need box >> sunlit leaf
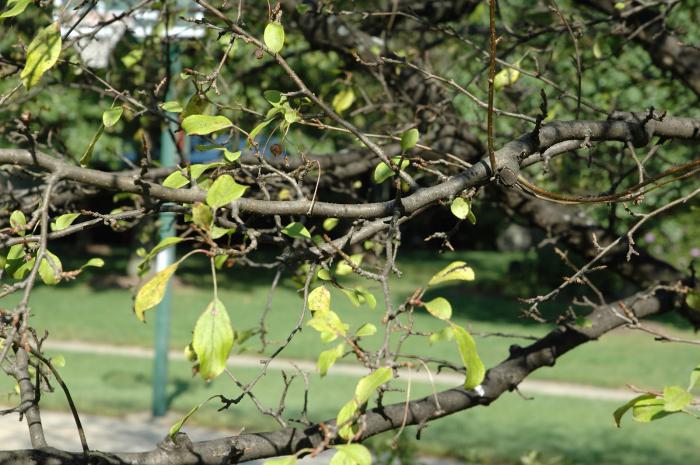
[10,210,26,235]
[192,203,213,230]
[317,343,345,377]
[493,67,520,90]
[663,385,692,412]
[632,396,670,423]
[336,253,362,276]
[134,261,179,322]
[428,261,475,286]
[51,213,80,232]
[336,400,358,440]
[355,366,392,405]
[182,115,233,136]
[80,125,104,166]
[331,444,372,465]
[282,222,311,239]
[0,0,31,19]
[450,198,471,220]
[400,128,419,152]
[192,298,234,381]
[161,101,183,113]
[323,217,339,231]
[102,106,123,127]
[264,22,285,54]
[373,157,409,184]
[21,22,62,90]
[307,310,348,342]
[452,324,485,389]
[429,327,454,345]
[50,354,66,368]
[38,250,62,285]
[206,174,247,209]
[163,170,190,189]
[613,394,654,427]
[355,323,377,337]
[308,285,331,313]
[332,88,355,114]
[423,297,452,320]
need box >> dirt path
[43,339,636,402]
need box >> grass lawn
[5,249,698,391]
[1,351,698,465]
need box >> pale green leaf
[248,118,273,144]
[192,298,234,381]
[336,253,362,276]
[102,106,123,127]
[373,157,409,184]
[632,396,670,422]
[317,343,345,377]
[332,88,355,114]
[80,258,104,269]
[163,171,190,189]
[493,67,520,90]
[224,149,241,162]
[355,323,377,338]
[0,0,31,19]
[331,444,372,465]
[10,210,26,235]
[192,203,213,230]
[336,400,358,440]
[323,217,339,231]
[264,22,285,54]
[282,222,311,239]
[663,385,692,412]
[211,225,235,240]
[161,101,183,113]
[21,22,62,90]
[206,175,247,209]
[452,324,485,389]
[307,310,348,342]
[355,366,392,405]
[429,327,454,345]
[169,404,200,438]
[308,285,331,313]
[190,162,223,181]
[50,354,66,368]
[424,297,452,320]
[80,125,104,166]
[121,49,143,68]
[182,115,233,136]
[182,94,209,119]
[51,213,80,232]
[134,261,179,322]
[400,128,419,152]
[450,198,471,220]
[38,251,62,285]
[428,261,475,286]
[317,269,332,281]
[613,394,654,427]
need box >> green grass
[1,351,698,465]
[6,249,698,390]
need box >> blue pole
[152,42,180,418]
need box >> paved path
[42,339,636,402]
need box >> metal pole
[152,42,180,418]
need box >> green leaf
[318,343,345,377]
[663,385,692,412]
[686,290,700,312]
[51,213,80,232]
[21,22,62,90]
[331,444,372,465]
[423,297,452,320]
[264,22,285,54]
[192,298,234,381]
[141,237,186,264]
[163,170,190,189]
[373,157,409,184]
[248,118,273,143]
[332,88,355,114]
[182,94,209,119]
[182,115,233,136]
[452,324,485,389]
[192,203,213,230]
[121,49,143,68]
[429,327,454,345]
[0,0,31,19]
[161,101,183,113]
[38,250,62,285]
[689,364,700,391]
[428,261,475,286]
[307,310,348,342]
[336,400,358,440]
[282,222,311,239]
[80,125,104,166]
[317,269,332,281]
[323,218,339,231]
[400,128,419,152]
[264,90,284,105]
[10,210,26,235]
[80,258,104,269]
[206,175,247,209]
[613,394,654,427]
[50,354,66,368]
[223,149,241,163]
[355,367,392,405]
[308,285,331,313]
[355,323,377,338]
[632,396,670,423]
[190,162,223,181]
[450,198,471,220]
[493,67,520,90]
[134,261,179,322]
[102,107,124,127]
[211,225,235,240]
[262,456,297,465]
[169,404,200,438]
[336,254,363,276]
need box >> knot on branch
[496,156,520,187]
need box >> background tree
[1,0,699,464]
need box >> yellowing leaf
[632,396,669,422]
[192,202,213,230]
[613,394,654,427]
[182,115,233,136]
[452,324,485,389]
[331,444,372,465]
[21,22,62,90]
[336,400,358,440]
[307,310,348,342]
[336,253,362,276]
[663,385,692,412]
[428,261,475,286]
[493,67,520,91]
[192,298,234,381]
[355,323,377,337]
[423,297,452,320]
[308,285,331,313]
[332,88,355,114]
[206,174,247,209]
[323,217,339,231]
[10,210,26,234]
[264,22,285,54]
[134,262,179,322]
[317,343,345,377]
[450,197,471,220]
[355,366,392,405]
